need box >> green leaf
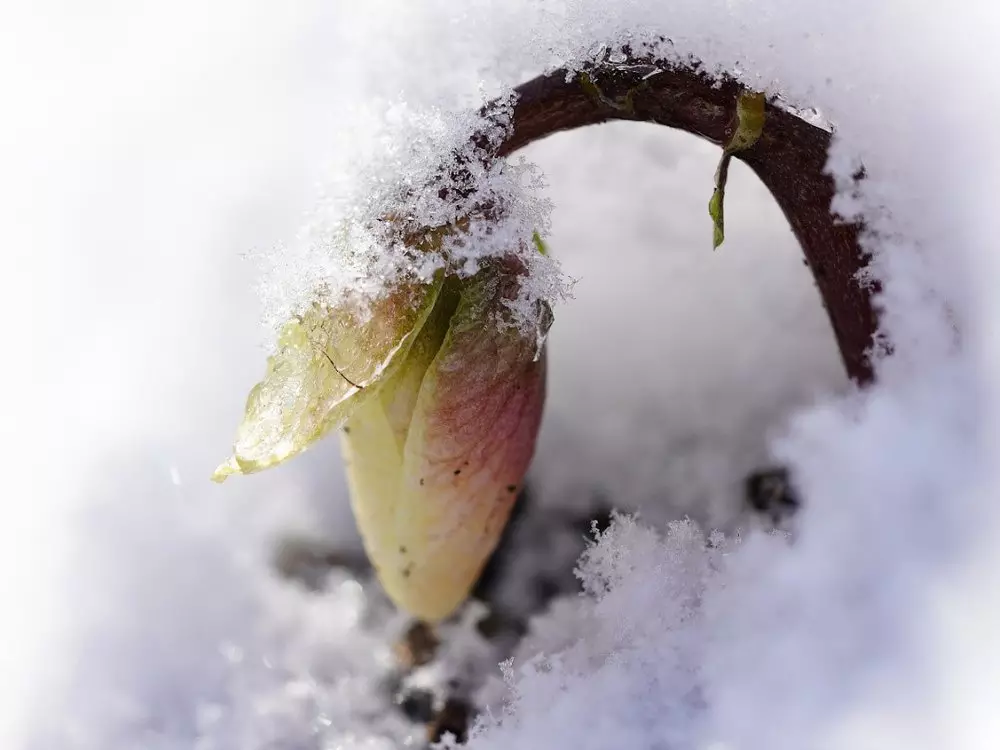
[532,230,548,256]
[709,90,766,249]
[726,91,766,154]
[708,177,726,249]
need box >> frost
[249,101,568,349]
[469,515,738,750]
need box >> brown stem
[477,58,878,384]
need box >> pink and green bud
[215,241,550,622]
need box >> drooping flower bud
[215,232,550,622]
[341,260,547,620]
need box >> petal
[213,275,444,481]
[344,264,548,621]
[339,279,461,580]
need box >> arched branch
[474,56,879,384]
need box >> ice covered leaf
[709,90,767,249]
[341,261,547,621]
[212,275,444,481]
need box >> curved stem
[477,58,878,384]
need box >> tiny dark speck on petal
[399,545,407,554]
[454,469,461,476]
[419,478,425,486]
[506,485,516,493]
[342,426,350,434]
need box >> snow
[5,0,1000,749]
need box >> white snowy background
[4,1,1000,749]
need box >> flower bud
[341,262,547,620]
[215,237,550,622]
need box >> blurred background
[524,122,847,530]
